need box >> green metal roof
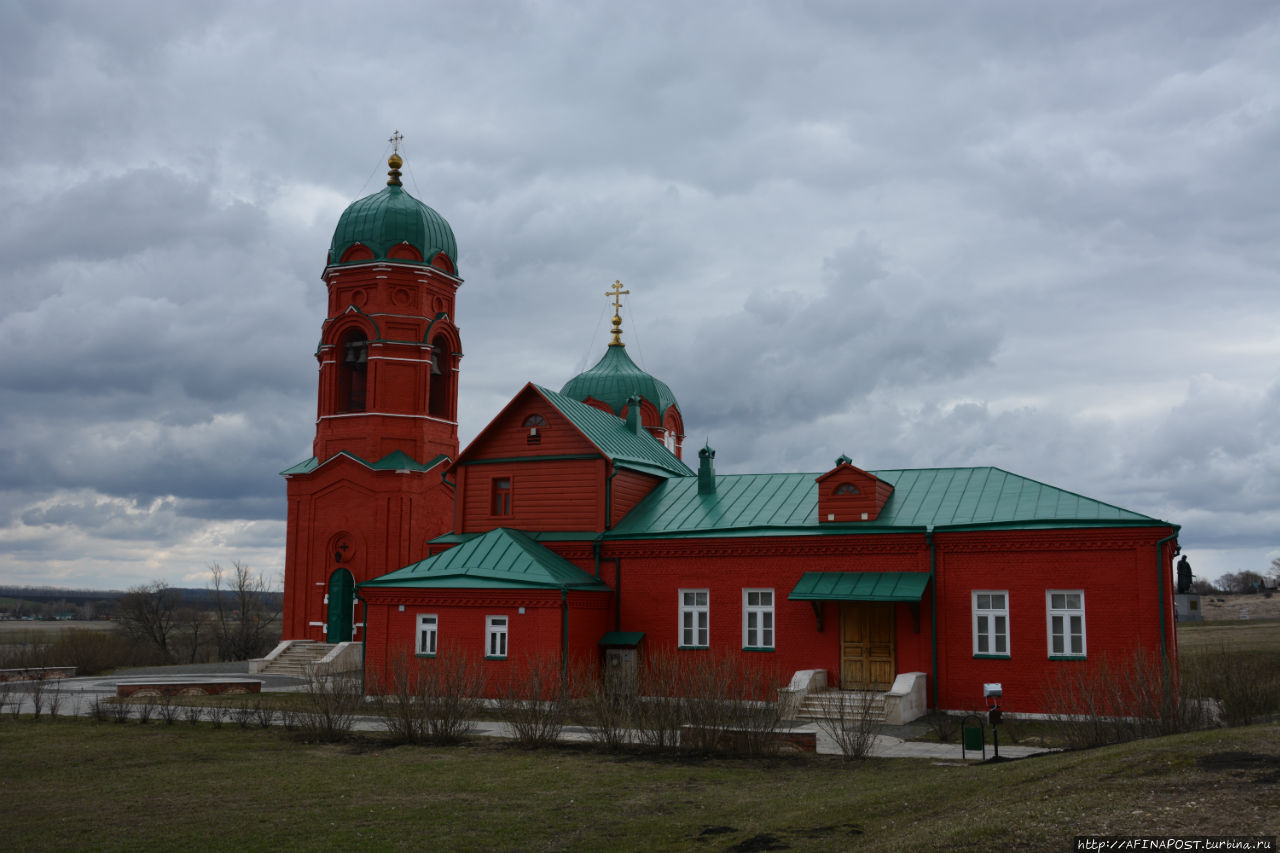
[599,631,645,646]
[280,451,448,476]
[560,345,680,417]
[535,385,693,479]
[789,572,930,602]
[608,466,1169,538]
[328,184,458,272]
[360,527,612,591]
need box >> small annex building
[281,149,1182,717]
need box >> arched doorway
[327,568,355,642]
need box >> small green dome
[328,183,458,271]
[561,345,680,417]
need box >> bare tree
[210,561,281,661]
[1217,570,1266,594]
[118,581,180,663]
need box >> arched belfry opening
[336,328,369,413]
[428,333,455,419]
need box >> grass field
[0,718,1276,851]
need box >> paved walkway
[1,665,1050,761]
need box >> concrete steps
[795,689,887,724]
[256,641,339,678]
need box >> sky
[1,0,1277,592]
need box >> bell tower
[281,138,461,642]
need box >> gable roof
[534,385,693,478]
[608,466,1171,538]
[360,527,612,591]
[281,450,449,476]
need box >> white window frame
[742,589,774,650]
[679,589,709,648]
[416,613,438,657]
[972,591,1009,657]
[1046,590,1086,657]
[485,615,508,659]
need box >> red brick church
[279,148,1181,717]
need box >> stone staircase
[255,641,340,678]
[795,689,887,724]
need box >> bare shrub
[1041,649,1207,749]
[253,697,277,729]
[157,694,181,725]
[231,697,255,728]
[925,710,959,743]
[207,703,228,729]
[135,699,157,725]
[415,653,485,743]
[295,673,363,742]
[184,704,204,726]
[0,684,9,719]
[579,664,640,751]
[89,696,111,723]
[627,651,782,756]
[45,684,64,720]
[109,699,132,724]
[492,654,569,748]
[371,653,428,744]
[27,678,46,721]
[812,686,882,761]
[1181,646,1280,727]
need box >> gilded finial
[605,279,630,347]
[387,130,404,186]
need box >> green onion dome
[328,153,458,271]
[561,344,681,417]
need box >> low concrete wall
[312,641,361,676]
[883,671,927,725]
[247,640,292,675]
[778,668,828,719]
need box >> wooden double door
[840,602,895,690]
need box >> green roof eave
[361,527,611,592]
[599,631,645,647]
[789,572,930,602]
[281,450,448,477]
[280,457,319,476]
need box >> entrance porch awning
[788,572,929,602]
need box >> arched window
[834,483,860,496]
[335,329,368,413]
[523,413,547,445]
[428,334,453,419]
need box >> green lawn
[1,718,1276,851]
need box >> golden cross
[389,130,403,155]
[605,280,630,313]
[605,280,630,347]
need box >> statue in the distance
[1176,554,1193,595]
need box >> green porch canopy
[788,572,930,602]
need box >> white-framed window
[742,589,774,650]
[972,591,1009,656]
[416,613,438,656]
[679,589,709,648]
[486,615,508,659]
[1046,591,1086,657]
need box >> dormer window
[523,414,547,445]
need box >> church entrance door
[327,569,354,642]
[839,602,895,690]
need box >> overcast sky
[2,0,1276,591]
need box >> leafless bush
[184,704,204,726]
[27,677,49,721]
[1041,650,1209,749]
[492,654,569,748]
[415,653,485,743]
[89,696,111,723]
[812,686,882,761]
[1181,646,1280,727]
[135,698,156,725]
[45,684,64,719]
[253,697,277,729]
[371,653,428,744]
[0,684,9,719]
[625,651,782,756]
[925,710,959,743]
[157,694,181,725]
[207,703,228,729]
[109,699,132,724]
[231,697,255,728]
[295,672,363,742]
[579,664,640,751]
